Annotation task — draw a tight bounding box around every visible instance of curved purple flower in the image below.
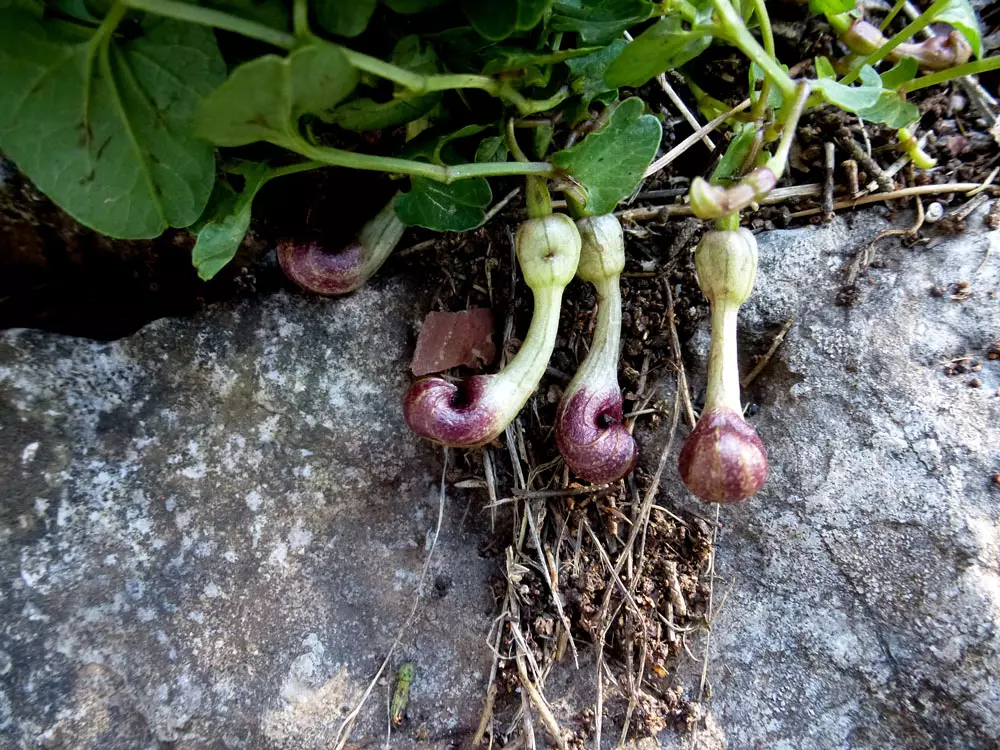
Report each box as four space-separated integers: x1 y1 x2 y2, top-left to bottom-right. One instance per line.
679 228 769 503
278 194 405 296
404 213 582 447
554 214 637 483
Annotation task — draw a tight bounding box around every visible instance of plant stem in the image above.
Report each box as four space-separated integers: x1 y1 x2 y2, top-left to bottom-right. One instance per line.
880 0 907 31
766 81 810 180
840 0 952 84
714 213 740 231
507 118 551 217
285 136 554 183
267 160 326 180
293 0 309 39
900 56 1000 92
121 0 297 48
711 0 797 101
123 0 568 117
749 0 774 119
705 304 742 414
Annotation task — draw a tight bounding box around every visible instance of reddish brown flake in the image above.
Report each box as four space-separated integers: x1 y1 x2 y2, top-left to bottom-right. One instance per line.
411 309 496 377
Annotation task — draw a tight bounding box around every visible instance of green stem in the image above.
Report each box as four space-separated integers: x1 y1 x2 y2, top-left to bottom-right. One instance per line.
293 0 309 39
900 56 1000 92
285 135 554 183
714 213 740 231
880 0 907 31
266 160 325 180
121 0 297 48
825 11 852 36
749 0 774 119
507 118 551 217
712 0 797 101
840 0 952 84
706 303 741 413
765 81 810 180
121 0 568 117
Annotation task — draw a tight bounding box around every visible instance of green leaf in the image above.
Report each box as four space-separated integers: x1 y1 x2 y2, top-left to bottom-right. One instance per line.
807 0 853 14
604 15 711 88
750 62 784 110
533 122 554 157
462 0 551 40
0 12 225 239
204 0 290 30
322 36 439 131
552 96 661 216
322 94 439 131
49 0 101 23
475 135 509 163
879 56 918 89
857 90 919 128
814 55 836 80
395 177 492 231
566 39 625 110
551 0 654 45
315 0 377 37
711 122 757 184
195 42 358 147
384 0 450 12
482 46 598 87
811 64 881 113
930 0 982 58
192 163 271 280
432 124 489 163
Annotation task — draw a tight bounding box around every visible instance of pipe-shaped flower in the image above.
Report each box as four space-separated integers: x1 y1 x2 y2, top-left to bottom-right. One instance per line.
842 20 972 71
278 194 405 296
555 215 637 484
403 213 582 447
678 229 768 502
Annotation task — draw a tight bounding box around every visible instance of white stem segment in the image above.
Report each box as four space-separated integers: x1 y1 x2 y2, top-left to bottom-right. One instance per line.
705 303 742 414
491 287 564 407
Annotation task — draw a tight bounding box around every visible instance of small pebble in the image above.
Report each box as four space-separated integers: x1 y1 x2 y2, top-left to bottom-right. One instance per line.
924 202 944 223
968 378 982 388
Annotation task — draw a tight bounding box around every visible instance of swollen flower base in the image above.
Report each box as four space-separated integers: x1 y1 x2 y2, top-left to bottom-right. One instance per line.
278 194 405 295
555 215 637 483
403 213 582 447
678 407 767 502
679 228 768 503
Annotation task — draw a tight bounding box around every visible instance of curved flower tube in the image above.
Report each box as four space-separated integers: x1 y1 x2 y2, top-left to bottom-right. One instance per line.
555 215 637 484
403 213 582 447
678 229 769 503
278 193 406 295
841 19 972 71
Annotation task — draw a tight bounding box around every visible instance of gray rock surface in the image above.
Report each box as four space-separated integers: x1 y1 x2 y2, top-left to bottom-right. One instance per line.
0 281 494 749
2 206 999 750
676 206 1000 749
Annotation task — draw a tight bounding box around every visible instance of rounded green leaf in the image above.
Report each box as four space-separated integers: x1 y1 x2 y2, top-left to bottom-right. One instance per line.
551 97 662 216
0 12 225 239
195 42 359 147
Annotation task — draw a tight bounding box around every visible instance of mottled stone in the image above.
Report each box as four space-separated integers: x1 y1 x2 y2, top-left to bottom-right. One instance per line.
0 282 493 749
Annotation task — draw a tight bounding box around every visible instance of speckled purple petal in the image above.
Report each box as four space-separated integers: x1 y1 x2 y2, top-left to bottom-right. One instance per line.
556 385 637 484
402 376 505 447
678 407 768 503
277 240 365 296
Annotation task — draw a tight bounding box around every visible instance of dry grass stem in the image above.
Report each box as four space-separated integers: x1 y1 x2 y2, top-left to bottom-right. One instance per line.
741 317 795 389
644 99 751 178
658 73 715 150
